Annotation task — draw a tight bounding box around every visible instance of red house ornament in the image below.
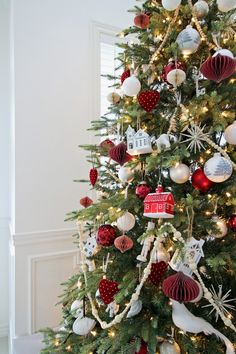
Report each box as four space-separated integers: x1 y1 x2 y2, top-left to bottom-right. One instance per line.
144 185 174 218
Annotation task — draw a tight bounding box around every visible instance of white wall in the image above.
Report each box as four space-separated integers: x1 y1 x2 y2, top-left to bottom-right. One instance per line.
0 0 10 339
8 0 135 344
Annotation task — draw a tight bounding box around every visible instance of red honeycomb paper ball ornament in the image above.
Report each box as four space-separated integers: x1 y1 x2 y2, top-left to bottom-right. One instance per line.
135 341 148 354
80 196 93 208
96 225 117 247
191 168 214 193
135 182 151 200
138 90 160 112
148 261 168 286
109 142 132 166
162 271 200 303
228 214 236 232
121 70 131 84
114 235 133 253
89 168 98 186
98 278 119 305
200 54 236 83
134 13 150 29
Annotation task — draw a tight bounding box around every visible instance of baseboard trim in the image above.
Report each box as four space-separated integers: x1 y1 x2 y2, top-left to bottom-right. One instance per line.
12 228 77 246
0 324 8 338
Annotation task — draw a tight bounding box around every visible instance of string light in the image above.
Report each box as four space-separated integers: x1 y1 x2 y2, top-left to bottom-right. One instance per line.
226 192 231 198
109 331 116 337
54 340 60 347
199 157 204 164
91 330 97 336
207 194 212 199
205 211 212 216
66 345 72 352
202 107 208 113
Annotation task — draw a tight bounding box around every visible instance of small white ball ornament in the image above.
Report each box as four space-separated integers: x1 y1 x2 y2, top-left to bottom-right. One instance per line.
204 153 233 183
213 48 235 59
176 25 201 55
193 0 209 18
162 0 181 11
122 75 141 97
117 211 136 232
159 341 181 354
166 69 186 87
118 166 134 183
225 121 236 144
217 0 236 12
107 92 121 104
169 163 190 184
210 215 228 238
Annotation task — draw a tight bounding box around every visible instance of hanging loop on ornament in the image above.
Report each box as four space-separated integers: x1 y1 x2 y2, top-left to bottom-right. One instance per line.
175 91 182 106
102 253 110 273
125 184 130 199
211 32 221 49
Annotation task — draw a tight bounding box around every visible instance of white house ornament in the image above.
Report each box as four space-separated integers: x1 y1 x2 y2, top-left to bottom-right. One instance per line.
169 163 190 184
118 165 134 183
204 153 233 183
159 341 181 354
117 211 135 232
82 235 98 258
166 68 186 87
224 121 236 145
126 299 143 318
72 316 96 336
169 237 204 276
125 125 153 155
161 0 181 11
171 300 235 354
176 25 201 55
122 75 141 97
217 0 236 12
193 0 209 18
144 185 175 219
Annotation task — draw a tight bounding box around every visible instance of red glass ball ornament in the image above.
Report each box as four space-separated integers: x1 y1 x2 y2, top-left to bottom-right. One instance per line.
135 182 151 200
191 168 215 193
228 215 236 232
162 271 200 303
80 196 93 208
134 13 150 29
135 341 148 354
162 59 186 84
98 278 119 305
109 142 132 166
200 55 236 83
114 235 133 253
100 139 115 152
96 225 117 247
121 70 131 84
89 168 98 186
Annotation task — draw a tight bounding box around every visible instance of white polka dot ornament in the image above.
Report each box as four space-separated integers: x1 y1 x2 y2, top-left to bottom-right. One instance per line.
138 90 160 112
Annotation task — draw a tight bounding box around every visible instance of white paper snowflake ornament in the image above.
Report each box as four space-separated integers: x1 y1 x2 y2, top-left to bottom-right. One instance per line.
204 153 233 183
169 237 204 276
125 125 153 155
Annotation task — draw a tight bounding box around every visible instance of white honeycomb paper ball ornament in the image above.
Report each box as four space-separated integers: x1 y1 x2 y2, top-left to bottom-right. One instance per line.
166 69 186 87
122 75 141 97
72 316 96 336
213 48 235 59
193 0 209 18
70 300 83 319
159 341 181 354
225 121 236 144
117 211 135 232
176 25 201 55
118 166 134 183
217 0 236 12
169 163 190 184
107 92 121 104
190 281 203 303
210 215 228 238
204 153 233 183
161 0 181 11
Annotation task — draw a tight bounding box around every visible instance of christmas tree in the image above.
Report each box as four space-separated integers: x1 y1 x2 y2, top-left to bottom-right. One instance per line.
41 1 236 353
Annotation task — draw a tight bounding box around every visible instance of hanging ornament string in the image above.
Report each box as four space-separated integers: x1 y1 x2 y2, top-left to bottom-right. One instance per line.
188 0 213 49
211 32 221 49
150 6 180 63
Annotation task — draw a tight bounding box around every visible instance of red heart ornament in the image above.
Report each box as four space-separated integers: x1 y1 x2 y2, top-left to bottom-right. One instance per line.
121 70 131 84
99 279 119 305
109 142 132 166
138 90 160 112
89 168 98 186
148 261 168 286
